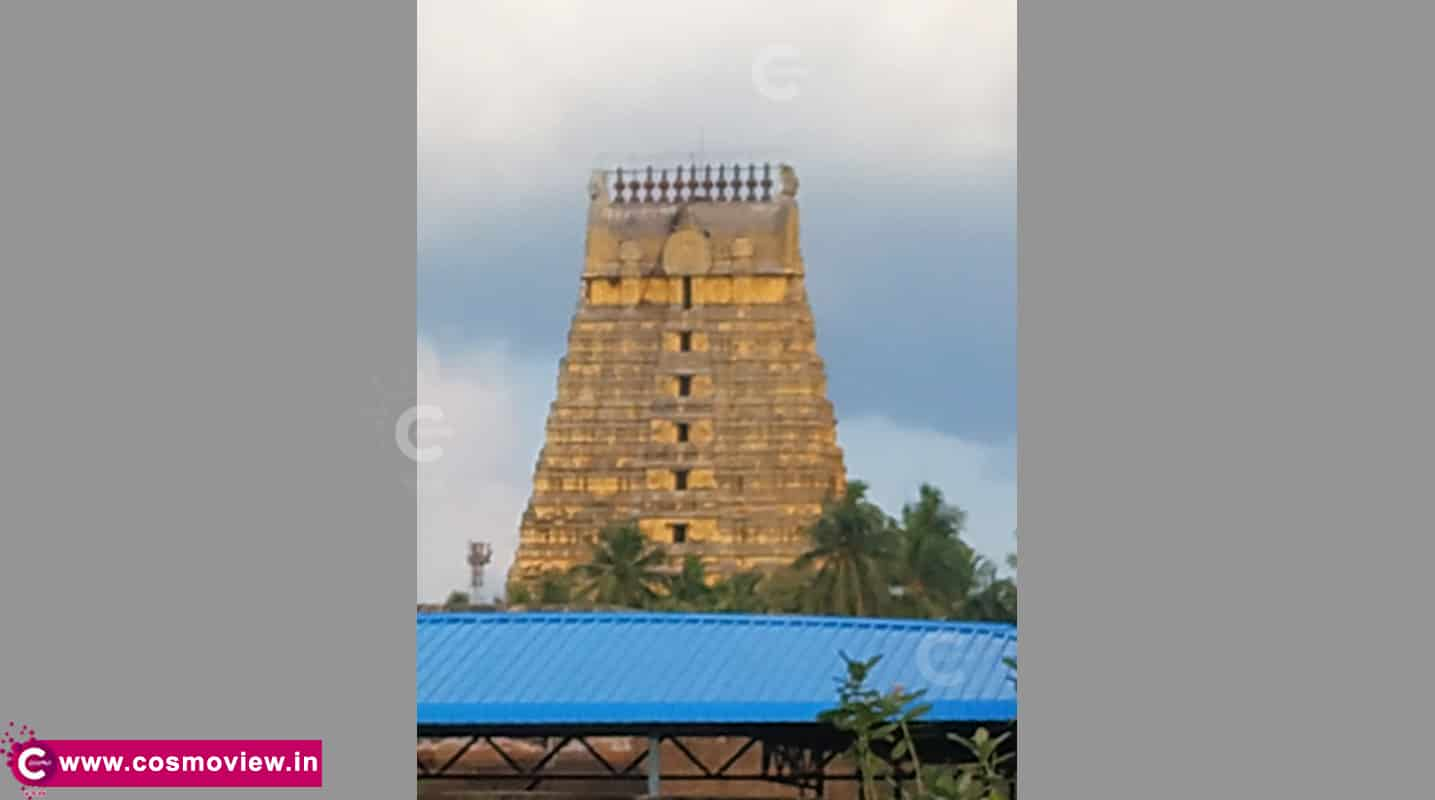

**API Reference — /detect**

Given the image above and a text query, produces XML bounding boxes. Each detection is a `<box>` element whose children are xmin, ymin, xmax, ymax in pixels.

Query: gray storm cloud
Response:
<box><xmin>419</xmin><ymin>0</ymin><xmax>1016</xmax><ymax>240</ymax></box>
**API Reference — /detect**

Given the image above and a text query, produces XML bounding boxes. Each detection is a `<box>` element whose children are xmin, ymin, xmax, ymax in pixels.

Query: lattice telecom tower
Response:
<box><xmin>467</xmin><ymin>540</ymin><xmax>492</xmax><ymax>600</ymax></box>
<box><xmin>508</xmin><ymin>164</ymin><xmax>846</xmax><ymax>589</ymax></box>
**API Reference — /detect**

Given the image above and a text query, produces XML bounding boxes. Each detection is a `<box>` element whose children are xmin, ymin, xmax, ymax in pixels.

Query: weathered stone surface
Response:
<box><xmin>508</xmin><ymin>164</ymin><xmax>846</xmax><ymax>586</ymax></box>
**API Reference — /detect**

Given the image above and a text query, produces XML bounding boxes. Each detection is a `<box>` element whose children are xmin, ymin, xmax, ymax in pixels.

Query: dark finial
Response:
<box><xmin>589</xmin><ymin>170</ymin><xmax>610</xmax><ymax>204</ymax></box>
<box><xmin>733</xmin><ymin>163</ymin><xmax>744</xmax><ymax>202</ymax></box>
<box><xmin>658</xmin><ymin>168</ymin><xmax>671</xmax><ymax>203</ymax></box>
<box><xmin>643</xmin><ymin>166</ymin><xmax>655</xmax><ymax>203</ymax></box>
<box><xmin>778</xmin><ymin>163</ymin><xmax>798</xmax><ymax>198</ymax></box>
<box><xmin>627</xmin><ymin>168</ymin><xmax>641</xmax><ymax>203</ymax></box>
<box><xmin>716</xmin><ymin>164</ymin><xmax>728</xmax><ymax>201</ymax></box>
<box><xmin>746</xmin><ymin>163</ymin><xmax>759</xmax><ymax>201</ymax></box>
<box><xmin>672</xmin><ymin>166</ymin><xmax>684</xmax><ymax>201</ymax></box>
<box><xmin>614</xmin><ymin>167</ymin><xmax>626</xmax><ymax>203</ymax></box>
<box><xmin>760</xmin><ymin>163</ymin><xmax>773</xmax><ymax>201</ymax></box>
<box><xmin>702</xmin><ymin>165</ymin><xmax>714</xmax><ymax>200</ymax></box>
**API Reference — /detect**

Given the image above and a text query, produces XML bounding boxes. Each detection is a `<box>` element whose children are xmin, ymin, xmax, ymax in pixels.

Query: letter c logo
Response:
<box><xmin>17</xmin><ymin>745</ymin><xmax>51</xmax><ymax>781</ymax></box>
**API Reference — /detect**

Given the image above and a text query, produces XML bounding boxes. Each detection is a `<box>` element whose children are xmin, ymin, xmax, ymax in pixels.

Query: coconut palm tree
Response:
<box><xmin>959</xmin><ymin>554</ymin><xmax>1017</xmax><ymax>623</ymax></box>
<box><xmin>894</xmin><ymin>484</ymin><xmax>978</xmax><ymax>617</ymax></box>
<box><xmin>713</xmin><ymin>570</ymin><xmax>767</xmax><ymax>612</ymax></box>
<box><xmin>535</xmin><ymin>569</ymin><xmax>574</xmax><ymax>607</ymax></box>
<box><xmin>572</xmin><ymin>522</ymin><xmax>668</xmax><ymax>608</ymax></box>
<box><xmin>794</xmin><ymin>481</ymin><xmax>898</xmax><ymax>617</ymax></box>
<box><xmin>758</xmin><ymin>565</ymin><xmax>812</xmax><ymax>614</ymax></box>
<box><xmin>665</xmin><ymin>555</ymin><xmax>716</xmax><ymax>610</ymax></box>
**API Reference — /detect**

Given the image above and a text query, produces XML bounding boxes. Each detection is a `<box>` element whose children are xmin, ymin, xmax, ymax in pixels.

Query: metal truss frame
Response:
<box><xmin>417</xmin><ymin>722</ymin><xmax>1014</xmax><ymax>796</ymax></box>
<box><xmin>416</xmin><ymin>733</ymin><xmax>856</xmax><ymax>794</ymax></box>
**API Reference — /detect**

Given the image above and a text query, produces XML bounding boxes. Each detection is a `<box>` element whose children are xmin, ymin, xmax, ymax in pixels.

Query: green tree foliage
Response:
<box><xmin>893</xmin><ymin>485</ymin><xmax>979</xmax><ymax>618</ymax></box>
<box><xmin>712</xmin><ymin>569</ymin><xmax>767</xmax><ymax>612</ymax></box>
<box><xmin>443</xmin><ymin>590</ymin><xmax>470</xmax><ymax>609</ymax></box>
<box><xmin>535</xmin><ymin>570</ymin><xmax>573</xmax><ymax>606</ymax></box>
<box><xmin>531</xmin><ymin>482</ymin><xmax>1017</xmax><ymax>623</ymax></box>
<box><xmin>757</xmin><ymin>565</ymin><xmax>813</xmax><ymax>613</ymax></box>
<box><xmin>957</xmin><ymin>556</ymin><xmax>1017</xmax><ymax>624</ymax></box>
<box><xmin>570</xmin><ymin>521</ymin><xmax>669</xmax><ymax>608</ymax></box>
<box><xmin>820</xmin><ymin>653</ymin><xmax>1014</xmax><ymax>800</ymax></box>
<box><xmin>664</xmin><ymin>555</ymin><xmax>716</xmax><ymax>610</ymax></box>
<box><xmin>795</xmin><ymin>481</ymin><xmax>899</xmax><ymax>616</ymax></box>
<box><xmin>505</xmin><ymin>582</ymin><xmax>533</xmax><ymax>606</ymax></box>
<box><xmin>925</xmin><ymin>728</ymin><xmax>1014</xmax><ymax>800</ymax></box>
<box><xmin>504</xmin><ymin>570</ymin><xmax>573</xmax><ymax>609</ymax></box>
<box><xmin>818</xmin><ymin>653</ymin><xmax>933</xmax><ymax>799</ymax></box>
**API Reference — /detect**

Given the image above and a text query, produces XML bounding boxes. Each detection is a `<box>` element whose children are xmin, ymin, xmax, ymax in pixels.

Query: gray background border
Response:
<box><xmin>1022</xmin><ymin>0</ymin><xmax>1429</xmax><ymax>796</ymax></box>
<box><xmin>0</xmin><ymin>3</ymin><xmax>414</xmax><ymax>797</ymax></box>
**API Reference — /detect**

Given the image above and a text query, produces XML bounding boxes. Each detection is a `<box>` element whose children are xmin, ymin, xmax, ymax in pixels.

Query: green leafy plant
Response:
<box><xmin>921</xmin><ymin>657</ymin><xmax>1016</xmax><ymax>798</ymax></box>
<box><xmin>924</xmin><ymin>729</ymin><xmax>1013</xmax><ymax>800</ymax></box>
<box><xmin>817</xmin><ymin>653</ymin><xmax>932</xmax><ymax>798</ymax></box>
<box><xmin>820</xmin><ymin>652</ymin><xmax>1016</xmax><ymax>800</ymax></box>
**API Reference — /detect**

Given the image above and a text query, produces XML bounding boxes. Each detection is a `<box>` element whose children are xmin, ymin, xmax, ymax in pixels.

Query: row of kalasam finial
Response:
<box><xmin>609</xmin><ymin>163</ymin><xmax>779</xmax><ymax>204</ymax></box>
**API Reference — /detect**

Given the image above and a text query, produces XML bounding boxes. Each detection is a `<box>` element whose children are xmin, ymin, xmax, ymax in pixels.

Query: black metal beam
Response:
<box><xmin>666</xmin><ymin>736</ymin><xmax>715</xmax><ymax>777</ymax></box>
<box><xmin>714</xmin><ymin>736</ymin><xmax>758</xmax><ymax>776</ymax></box>
<box><xmin>574</xmin><ymin>736</ymin><xmax>620</xmax><ymax>775</ymax></box>
<box><xmin>522</xmin><ymin>736</ymin><xmax>572</xmax><ymax>791</ymax></box>
<box><xmin>416</xmin><ymin>723</ymin><xmax>1010</xmax><ymax>791</ymax></box>
<box><xmin>482</xmin><ymin>736</ymin><xmax>525</xmax><ymax>775</ymax></box>
<box><xmin>618</xmin><ymin>744</ymin><xmax>649</xmax><ymax>777</ymax></box>
<box><xmin>433</xmin><ymin>736</ymin><xmax>477</xmax><ymax>776</ymax></box>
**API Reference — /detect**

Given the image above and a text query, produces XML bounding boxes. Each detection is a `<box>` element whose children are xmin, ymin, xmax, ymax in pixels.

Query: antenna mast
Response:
<box><xmin>467</xmin><ymin>540</ymin><xmax>493</xmax><ymax>602</ymax></box>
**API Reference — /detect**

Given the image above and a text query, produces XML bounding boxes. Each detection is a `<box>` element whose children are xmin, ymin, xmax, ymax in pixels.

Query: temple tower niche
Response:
<box><xmin>508</xmin><ymin>163</ymin><xmax>846</xmax><ymax>587</ymax></box>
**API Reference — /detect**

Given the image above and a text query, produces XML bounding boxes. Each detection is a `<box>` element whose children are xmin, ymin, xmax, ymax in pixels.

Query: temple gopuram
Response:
<box><xmin>508</xmin><ymin>163</ymin><xmax>846</xmax><ymax>588</ymax></box>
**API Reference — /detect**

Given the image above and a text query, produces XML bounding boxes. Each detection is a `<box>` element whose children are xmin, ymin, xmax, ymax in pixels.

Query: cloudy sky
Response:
<box><xmin>417</xmin><ymin>0</ymin><xmax>1016</xmax><ymax>602</ymax></box>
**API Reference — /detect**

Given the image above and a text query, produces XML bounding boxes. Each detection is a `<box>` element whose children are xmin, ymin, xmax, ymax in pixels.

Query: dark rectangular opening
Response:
<box><xmin>675</xmin><ymin>422</ymin><xmax>690</xmax><ymax>443</ymax></box>
<box><xmin>673</xmin><ymin>469</ymin><xmax>689</xmax><ymax>491</ymax></box>
<box><xmin>671</xmin><ymin>523</ymin><xmax>688</xmax><ymax>544</ymax></box>
<box><xmin>678</xmin><ymin>330</ymin><xmax>692</xmax><ymax>351</ymax></box>
<box><xmin>676</xmin><ymin>375</ymin><xmax>692</xmax><ymax>396</ymax></box>
<box><xmin>682</xmin><ymin>277</ymin><xmax>693</xmax><ymax>309</ymax></box>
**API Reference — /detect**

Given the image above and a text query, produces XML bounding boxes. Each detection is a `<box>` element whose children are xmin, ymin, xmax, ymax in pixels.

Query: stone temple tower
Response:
<box><xmin>508</xmin><ymin>163</ymin><xmax>846</xmax><ymax>588</ymax></box>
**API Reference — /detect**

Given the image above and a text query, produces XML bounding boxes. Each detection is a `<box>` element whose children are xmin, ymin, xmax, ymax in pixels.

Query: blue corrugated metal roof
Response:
<box><xmin>417</xmin><ymin>612</ymin><xmax>1016</xmax><ymax>727</ymax></box>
